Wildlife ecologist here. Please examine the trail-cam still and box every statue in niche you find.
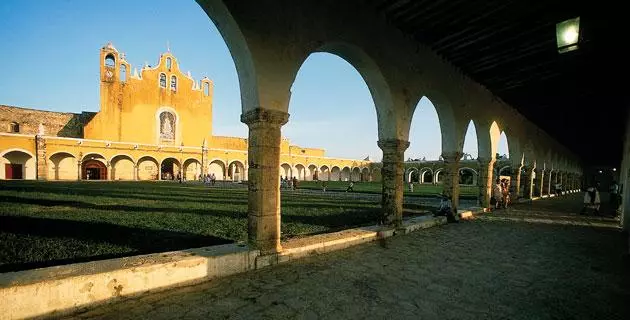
[160,112,175,141]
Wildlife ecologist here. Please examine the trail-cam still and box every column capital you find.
[240,108,289,127]
[377,139,410,152]
[441,151,463,162]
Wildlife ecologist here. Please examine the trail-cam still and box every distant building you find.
[0,43,372,181]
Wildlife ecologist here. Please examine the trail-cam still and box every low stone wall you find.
[0,216,449,320]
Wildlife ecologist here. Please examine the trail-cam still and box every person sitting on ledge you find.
[435,194,458,223]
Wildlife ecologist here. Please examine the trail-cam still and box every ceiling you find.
[368,0,629,166]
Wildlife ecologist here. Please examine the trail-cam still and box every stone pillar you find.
[546,170,553,195]
[201,146,208,177]
[558,171,564,193]
[524,166,535,199]
[106,161,112,181]
[477,157,496,208]
[77,152,83,181]
[537,169,545,197]
[35,135,47,180]
[441,151,462,211]
[134,165,139,181]
[510,164,523,200]
[378,139,409,228]
[241,108,289,254]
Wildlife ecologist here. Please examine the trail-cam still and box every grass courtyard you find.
[0,181,476,272]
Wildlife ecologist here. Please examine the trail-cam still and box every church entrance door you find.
[82,160,107,180]
[4,163,23,179]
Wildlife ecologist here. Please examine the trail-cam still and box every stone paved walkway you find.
[65,194,629,320]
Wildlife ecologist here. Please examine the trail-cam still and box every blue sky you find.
[0,0,508,161]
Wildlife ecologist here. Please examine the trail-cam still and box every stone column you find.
[106,161,112,181]
[558,171,564,193]
[546,170,553,195]
[524,166,535,199]
[241,108,289,254]
[134,165,139,181]
[35,135,47,180]
[77,152,83,181]
[537,169,545,197]
[441,151,462,211]
[378,139,409,228]
[477,157,496,208]
[510,164,523,200]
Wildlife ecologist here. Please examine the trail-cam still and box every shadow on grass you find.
[0,215,233,273]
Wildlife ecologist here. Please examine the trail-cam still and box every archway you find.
[183,158,202,181]
[320,165,330,181]
[1,149,35,180]
[295,164,306,180]
[330,166,341,181]
[435,169,443,184]
[361,167,370,181]
[340,167,351,181]
[421,169,433,184]
[497,131,510,160]
[280,163,293,180]
[82,153,107,180]
[351,167,361,182]
[408,96,443,161]
[459,168,477,185]
[407,168,419,183]
[228,160,245,182]
[160,158,180,180]
[285,51,380,168]
[137,156,159,180]
[462,120,479,160]
[111,155,135,180]
[207,159,225,180]
[307,164,318,181]
[49,152,77,180]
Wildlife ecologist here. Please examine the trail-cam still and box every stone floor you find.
[64,194,629,320]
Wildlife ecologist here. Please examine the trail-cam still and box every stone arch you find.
[498,165,512,176]
[408,96,446,161]
[434,168,444,184]
[406,167,419,183]
[360,167,370,182]
[280,163,293,179]
[410,92,459,154]
[228,160,245,182]
[1,148,36,180]
[330,166,341,181]
[461,119,479,160]
[319,165,330,181]
[351,167,361,182]
[312,42,396,140]
[421,169,434,184]
[340,166,351,181]
[137,156,159,180]
[497,130,510,160]
[307,164,318,181]
[81,153,107,180]
[459,167,477,185]
[294,163,306,180]
[111,154,135,181]
[160,157,181,180]
[196,0,257,113]
[207,159,226,180]
[48,152,77,180]
[183,158,202,181]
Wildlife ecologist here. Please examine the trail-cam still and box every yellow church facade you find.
[0,43,373,182]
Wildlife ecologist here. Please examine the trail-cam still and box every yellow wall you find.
[84,44,214,147]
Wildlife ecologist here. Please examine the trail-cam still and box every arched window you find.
[104,54,115,67]
[170,76,177,91]
[9,122,19,133]
[203,82,210,96]
[120,64,127,82]
[166,57,172,70]
[159,73,167,88]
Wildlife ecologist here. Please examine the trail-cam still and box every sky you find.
[0,0,508,161]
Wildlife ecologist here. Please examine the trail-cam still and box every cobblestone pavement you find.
[65,194,629,320]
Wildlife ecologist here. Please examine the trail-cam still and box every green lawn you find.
[297,180,478,197]
[0,180,473,272]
